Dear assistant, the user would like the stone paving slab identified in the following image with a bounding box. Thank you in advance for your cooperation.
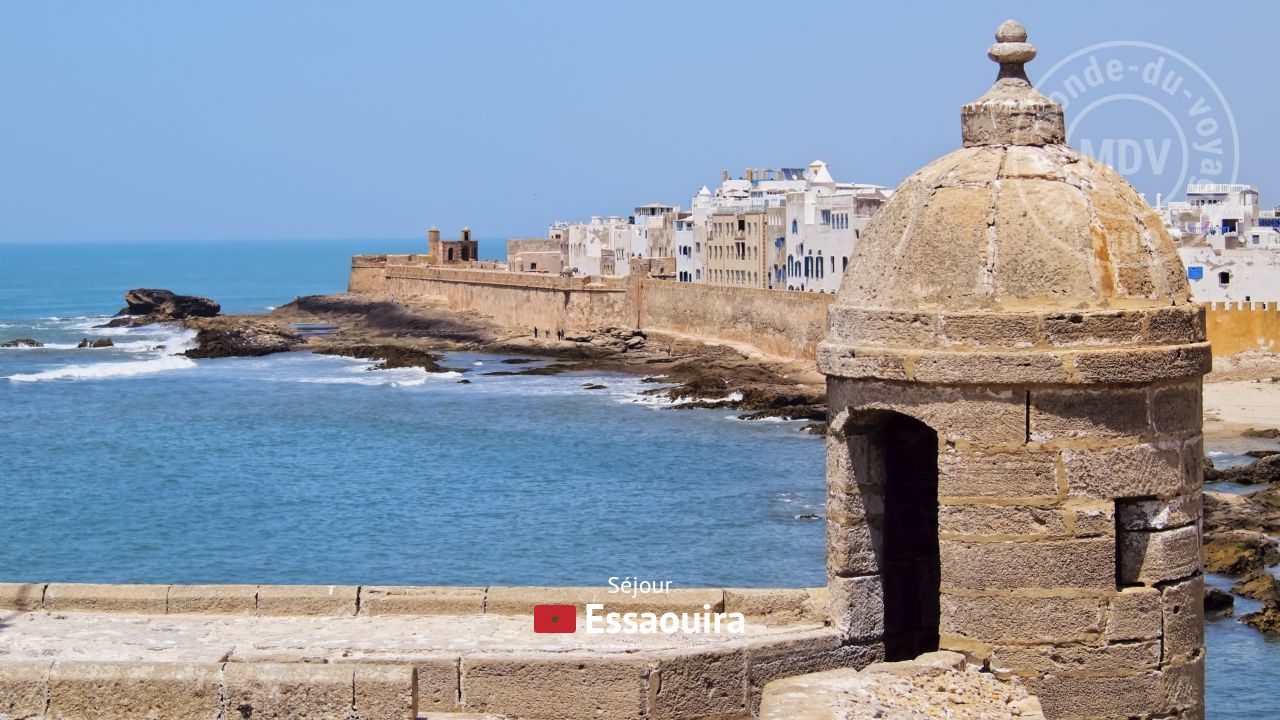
[0,610,827,665]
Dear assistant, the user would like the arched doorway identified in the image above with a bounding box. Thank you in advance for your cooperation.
[836,410,940,661]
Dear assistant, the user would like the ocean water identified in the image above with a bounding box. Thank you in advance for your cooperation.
[0,240,826,588]
[0,240,1275,717]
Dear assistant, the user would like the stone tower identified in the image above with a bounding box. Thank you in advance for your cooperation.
[816,20,1208,720]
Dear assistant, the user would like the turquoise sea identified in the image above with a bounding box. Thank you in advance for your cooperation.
[0,240,1275,718]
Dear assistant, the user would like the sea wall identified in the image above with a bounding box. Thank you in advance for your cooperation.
[638,279,835,360]
[1206,301,1280,355]
[349,257,835,360]
[380,262,630,332]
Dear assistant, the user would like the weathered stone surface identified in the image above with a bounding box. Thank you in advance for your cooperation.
[49,662,221,719]
[724,587,826,625]
[413,659,460,712]
[940,538,1114,590]
[1117,494,1200,531]
[1068,501,1115,537]
[484,586,722,616]
[761,651,1046,720]
[940,312,1041,348]
[650,647,747,720]
[1063,443,1190,498]
[828,576,884,642]
[255,584,358,616]
[1162,576,1205,661]
[1118,524,1201,585]
[827,307,939,348]
[1159,654,1205,715]
[1025,671,1161,720]
[0,583,45,612]
[826,520,879,576]
[937,449,1060,499]
[43,583,168,614]
[167,584,257,614]
[941,594,1103,644]
[1071,345,1212,384]
[461,656,648,720]
[912,351,1071,385]
[938,503,1066,538]
[354,664,416,720]
[991,640,1160,676]
[746,636,882,713]
[359,586,486,616]
[1153,381,1203,434]
[0,661,50,719]
[1030,387,1149,441]
[830,381,1026,444]
[1105,587,1162,641]
[223,662,355,719]
[1043,310,1143,346]
[1146,305,1205,344]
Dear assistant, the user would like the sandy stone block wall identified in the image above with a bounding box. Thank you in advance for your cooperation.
[638,279,835,360]
[0,583,45,611]
[0,661,52,719]
[223,663,354,719]
[49,662,222,719]
[42,583,169,614]
[168,584,258,614]
[255,584,359,616]
[359,586,486,616]
[484,586,724,616]
[459,656,651,720]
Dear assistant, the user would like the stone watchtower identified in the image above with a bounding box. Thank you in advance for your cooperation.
[816,21,1208,720]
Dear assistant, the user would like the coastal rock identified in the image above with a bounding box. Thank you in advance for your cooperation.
[1204,456,1224,483]
[1203,530,1280,575]
[582,383,607,390]
[1242,600,1280,634]
[313,344,448,372]
[1243,427,1280,439]
[0,338,43,348]
[1204,490,1280,534]
[182,317,303,359]
[1232,571,1280,602]
[119,288,221,320]
[76,337,114,348]
[1205,587,1235,616]
[1247,450,1280,459]
[1214,455,1280,485]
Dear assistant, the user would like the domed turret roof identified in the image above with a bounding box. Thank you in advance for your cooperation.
[819,21,1209,387]
[836,20,1190,313]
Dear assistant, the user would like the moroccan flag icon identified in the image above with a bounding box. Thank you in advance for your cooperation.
[533,604,577,633]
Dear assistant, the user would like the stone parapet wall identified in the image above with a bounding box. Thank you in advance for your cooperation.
[0,582,827,621]
[637,279,835,360]
[1205,301,1280,355]
[348,257,837,360]
[0,584,878,720]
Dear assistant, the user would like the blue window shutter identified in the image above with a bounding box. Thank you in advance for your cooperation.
[1187,266,1203,280]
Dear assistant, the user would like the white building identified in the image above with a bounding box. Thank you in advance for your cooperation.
[1157,184,1280,302]
[781,161,890,293]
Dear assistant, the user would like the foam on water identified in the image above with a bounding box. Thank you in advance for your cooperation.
[6,355,197,382]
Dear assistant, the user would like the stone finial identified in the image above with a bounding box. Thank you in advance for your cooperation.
[988,19,1036,81]
[960,20,1065,147]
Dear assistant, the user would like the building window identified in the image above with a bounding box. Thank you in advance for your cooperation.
[1218,271,1231,285]
[1187,266,1203,280]
[791,219,798,235]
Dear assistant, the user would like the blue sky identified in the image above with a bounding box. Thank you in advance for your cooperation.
[0,1,1274,242]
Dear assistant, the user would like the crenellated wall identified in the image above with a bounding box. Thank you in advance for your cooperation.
[1205,301,1280,355]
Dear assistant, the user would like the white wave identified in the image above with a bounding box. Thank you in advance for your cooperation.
[294,366,462,387]
[265,306,277,311]
[0,342,80,351]
[473,361,484,366]
[726,415,803,423]
[6,355,197,383]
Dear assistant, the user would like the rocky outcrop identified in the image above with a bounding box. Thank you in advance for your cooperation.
[1203,530,1280,575]
[1204,489,1280,534]
[1232,571,1280,601]
[0,338,42,348]
[119,288,220,320]
[1243,601,1280,634]
[76,337,114,348]
[182,317,303,359]
[313,344,450,372]
[1205,587,1235,616]
[1209,454,1280,485]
